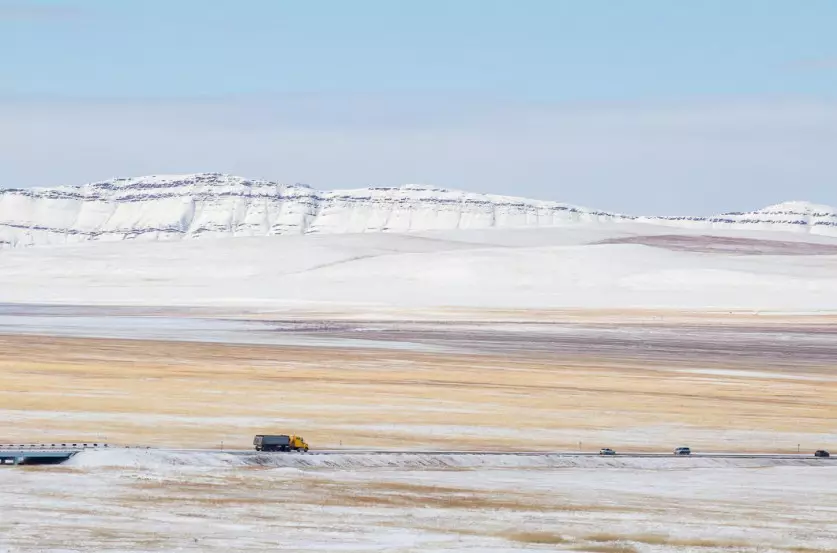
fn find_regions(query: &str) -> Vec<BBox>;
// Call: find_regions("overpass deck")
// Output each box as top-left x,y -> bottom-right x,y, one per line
0,443 -> 110,465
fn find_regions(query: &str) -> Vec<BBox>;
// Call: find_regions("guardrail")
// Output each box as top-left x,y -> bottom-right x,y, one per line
0,444 -> 155,450
0,443 -> 111,449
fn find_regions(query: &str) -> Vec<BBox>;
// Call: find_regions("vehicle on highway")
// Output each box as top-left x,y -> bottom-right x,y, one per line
673,447 -> 691,456
814,449 -> 830,458
253,434 -> 309,452
599,448 -> 616,455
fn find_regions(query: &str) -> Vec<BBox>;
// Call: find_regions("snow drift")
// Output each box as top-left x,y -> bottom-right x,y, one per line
65,448 -> 831,471
1,172 -> 836,247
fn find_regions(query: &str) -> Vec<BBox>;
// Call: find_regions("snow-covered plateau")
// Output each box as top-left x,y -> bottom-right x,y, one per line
1,172 -> 837,247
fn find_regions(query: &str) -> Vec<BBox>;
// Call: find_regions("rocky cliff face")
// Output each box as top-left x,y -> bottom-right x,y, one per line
1,173 -> 835,247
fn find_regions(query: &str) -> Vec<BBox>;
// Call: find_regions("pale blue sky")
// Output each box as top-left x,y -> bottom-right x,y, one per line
2,0 -> 836,214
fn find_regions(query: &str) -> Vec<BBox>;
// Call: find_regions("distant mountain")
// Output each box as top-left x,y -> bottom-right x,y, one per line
1,173 -> 835,247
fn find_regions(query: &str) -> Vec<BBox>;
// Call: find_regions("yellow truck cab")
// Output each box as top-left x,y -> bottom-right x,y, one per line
289,435 -> 309,452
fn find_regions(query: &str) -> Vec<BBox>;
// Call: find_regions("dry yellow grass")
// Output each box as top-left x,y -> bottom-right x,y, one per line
585,533 -> 752,548
572,546 -> 639,553
494,531 -> 568,545
122,476 -> 640,516
0,318 -> 834,450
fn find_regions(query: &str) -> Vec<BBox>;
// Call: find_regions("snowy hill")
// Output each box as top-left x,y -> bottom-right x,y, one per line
1,173 -> 836,248
2,226 -> 837,310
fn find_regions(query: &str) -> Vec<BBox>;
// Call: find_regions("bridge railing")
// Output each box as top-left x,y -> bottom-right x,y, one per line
0,443 -> 155,450
0,443 -> 111,449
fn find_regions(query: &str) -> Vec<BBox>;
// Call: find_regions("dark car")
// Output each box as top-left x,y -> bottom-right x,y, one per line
599,448 -> 616,456
674,447 -> 691,456
815,450 -> 830,458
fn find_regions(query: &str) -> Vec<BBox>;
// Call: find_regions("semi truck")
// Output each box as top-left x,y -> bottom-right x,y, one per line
253,434 -> 309,452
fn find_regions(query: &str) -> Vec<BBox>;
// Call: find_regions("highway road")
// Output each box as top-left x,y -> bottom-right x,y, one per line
1,444 -> 834,465
196,449 -> 837,459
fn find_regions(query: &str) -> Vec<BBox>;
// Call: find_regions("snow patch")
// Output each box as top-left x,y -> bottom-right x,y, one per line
65,449 -> 833,471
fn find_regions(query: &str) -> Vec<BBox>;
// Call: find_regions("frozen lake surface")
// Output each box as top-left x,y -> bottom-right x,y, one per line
0,304 -> 445,352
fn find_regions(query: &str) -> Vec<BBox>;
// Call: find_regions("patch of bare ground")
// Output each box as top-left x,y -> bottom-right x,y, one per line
376,524 -> 643,551
588,539 -> 831,553
9,529 -> 169,551
137,485 -> 559,513
594,234 -> 837,255
585,533 -> 758,549
377,522 -> 573,547
501,531 -> 568,544
336,481 -> 640,513
318,489 -> 603,512
123,476 -> 643,518
572,546 -> 639,553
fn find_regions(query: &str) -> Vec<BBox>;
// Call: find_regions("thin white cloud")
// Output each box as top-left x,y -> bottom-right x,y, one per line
783,57 -> 837,71
1,96 -> 835,215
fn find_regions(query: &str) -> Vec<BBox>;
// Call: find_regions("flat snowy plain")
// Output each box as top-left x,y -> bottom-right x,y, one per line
2,223 -> 837,552
2,450 -> 837,552
2,222 -> 837,310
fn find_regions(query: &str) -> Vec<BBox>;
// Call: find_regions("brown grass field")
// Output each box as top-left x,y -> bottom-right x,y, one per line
1,310 -> 835,451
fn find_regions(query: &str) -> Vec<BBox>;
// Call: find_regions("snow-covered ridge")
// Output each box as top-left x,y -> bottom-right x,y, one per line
1,173 -> 835,247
